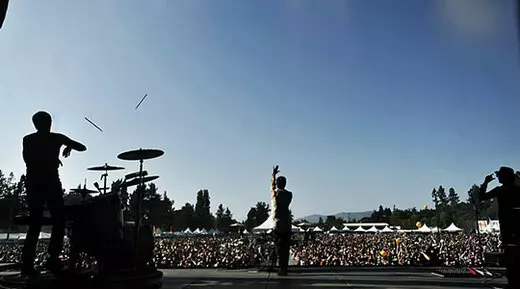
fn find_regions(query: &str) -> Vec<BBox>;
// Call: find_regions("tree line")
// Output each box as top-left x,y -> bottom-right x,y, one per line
0,169 -> 499,233
299,185 -> 498,232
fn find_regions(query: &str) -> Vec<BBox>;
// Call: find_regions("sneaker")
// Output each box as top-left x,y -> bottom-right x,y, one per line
277,268 -> 287,276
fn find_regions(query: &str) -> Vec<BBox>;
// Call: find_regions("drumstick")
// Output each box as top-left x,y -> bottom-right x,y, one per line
85,117 -> 103,132
135,93 -> 148,110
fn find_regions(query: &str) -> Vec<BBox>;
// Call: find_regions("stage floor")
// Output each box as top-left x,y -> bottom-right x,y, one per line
0,267 -> 508,289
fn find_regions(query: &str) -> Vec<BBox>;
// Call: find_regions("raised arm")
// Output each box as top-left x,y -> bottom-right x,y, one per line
271,165 -> 279,200
479,174 -> 499,201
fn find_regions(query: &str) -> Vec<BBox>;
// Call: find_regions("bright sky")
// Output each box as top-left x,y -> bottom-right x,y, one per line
1,0 -> 519,220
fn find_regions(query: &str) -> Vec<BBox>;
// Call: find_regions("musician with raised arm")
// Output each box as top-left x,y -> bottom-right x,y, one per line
270,165 -> 293,276
479,166 -> 520,289
21,111 -> 87,278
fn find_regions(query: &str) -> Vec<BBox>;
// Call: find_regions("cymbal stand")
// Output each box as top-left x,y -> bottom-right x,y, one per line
100,170 -> 109,194
134,157 -> 144,270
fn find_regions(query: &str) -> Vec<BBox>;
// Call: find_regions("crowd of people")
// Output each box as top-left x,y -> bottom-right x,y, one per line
0,232 -> 501,269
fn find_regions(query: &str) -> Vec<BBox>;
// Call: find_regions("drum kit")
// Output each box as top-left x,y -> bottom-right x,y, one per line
64,148 -> 164,279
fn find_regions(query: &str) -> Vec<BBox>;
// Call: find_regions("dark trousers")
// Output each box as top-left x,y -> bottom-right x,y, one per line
504,246 -> 520,289
22,180 -> 65,271
274,231 -> 291,271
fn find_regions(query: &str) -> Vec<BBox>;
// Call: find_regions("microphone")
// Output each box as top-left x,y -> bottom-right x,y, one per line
93,182 -> 102,194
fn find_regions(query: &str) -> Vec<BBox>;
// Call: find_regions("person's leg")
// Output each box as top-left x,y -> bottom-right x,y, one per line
280,232 -> 290,273
21,190 -> 44,276
46,183 -> 65,273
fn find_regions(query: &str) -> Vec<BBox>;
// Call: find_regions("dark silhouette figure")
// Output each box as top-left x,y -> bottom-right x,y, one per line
270,165 -> 292,276
0,0 -> 8,30
479,166 -> 520,288
21,111 -> 86,277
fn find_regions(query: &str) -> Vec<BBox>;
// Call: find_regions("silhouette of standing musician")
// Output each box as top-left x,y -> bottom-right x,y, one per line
21,111 -> 86,277
479,166 -> 520,289
270,165 -> 292,276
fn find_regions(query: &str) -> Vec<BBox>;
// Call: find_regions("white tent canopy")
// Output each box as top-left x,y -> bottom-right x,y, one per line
253,217 -> 301,232
184,228 -> 192,234
367,226 -> 379,233
312,226 -> 323,232
354,226 -> 366,232
417,224 -> 431,233
380,226 -> 393,233
329,226 -> 339,232
342,226 -> 351,231
444,223 -> 462,232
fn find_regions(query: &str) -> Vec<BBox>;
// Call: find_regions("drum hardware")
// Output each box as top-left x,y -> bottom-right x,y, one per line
125,170 -> 148,180
124,176 -> 159,187
88,163 -> 125,194
117,148 -> 164,271
69,188 -> 98,200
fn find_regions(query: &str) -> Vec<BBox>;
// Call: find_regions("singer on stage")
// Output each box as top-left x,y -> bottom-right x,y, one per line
21,111 -> 87,278
479,166 -> 520,289
270,165 -> 293,276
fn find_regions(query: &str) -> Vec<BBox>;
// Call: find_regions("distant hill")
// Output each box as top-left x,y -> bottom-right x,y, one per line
297,211 -> 373,223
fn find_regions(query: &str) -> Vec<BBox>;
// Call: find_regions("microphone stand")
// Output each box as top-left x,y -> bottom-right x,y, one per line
471,194 -> 498,284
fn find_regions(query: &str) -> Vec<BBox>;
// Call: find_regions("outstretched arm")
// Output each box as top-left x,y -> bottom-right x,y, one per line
270,165 -> 279,200
479,174 -> 499,201
60,134 -> 87,158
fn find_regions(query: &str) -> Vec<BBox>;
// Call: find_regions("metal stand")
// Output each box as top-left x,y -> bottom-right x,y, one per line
134,157 -> 144,270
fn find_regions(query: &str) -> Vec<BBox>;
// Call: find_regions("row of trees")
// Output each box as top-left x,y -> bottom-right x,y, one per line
301,185 -> 497,232
0,170 -> 241,232
0,169 -> 500,233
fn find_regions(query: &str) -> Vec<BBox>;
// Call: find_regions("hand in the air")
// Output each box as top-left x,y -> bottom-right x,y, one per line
63,146 -> 72,158
484,174 -> 495,184
273,165 -> 280,176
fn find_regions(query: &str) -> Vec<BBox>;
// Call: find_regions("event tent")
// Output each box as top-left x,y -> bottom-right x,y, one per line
417,224 -> 431,233
354,226 -> 366,233
252,217 -> 301,232
443,223 -> 462,232
329,226 -> 339,233
380,226 -> 394,233
367,226 -> 379,233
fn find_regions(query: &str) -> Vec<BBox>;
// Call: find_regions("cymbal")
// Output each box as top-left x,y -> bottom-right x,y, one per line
69,188 -> 98,195
124,176 -> 159,187
88,163 -> 125,171
117,149 -> 164,161
125,170 -> 148,180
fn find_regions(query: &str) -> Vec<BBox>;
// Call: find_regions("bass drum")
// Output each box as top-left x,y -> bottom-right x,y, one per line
102,222 -> 154,272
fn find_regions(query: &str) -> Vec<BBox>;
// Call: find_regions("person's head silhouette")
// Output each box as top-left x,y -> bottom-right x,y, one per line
496,166 -> 515,186
32,111 -> 52,133
276,176 -> 287,190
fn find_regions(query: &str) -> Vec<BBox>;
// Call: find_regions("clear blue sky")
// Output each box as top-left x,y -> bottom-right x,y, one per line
1,0 -> 519,221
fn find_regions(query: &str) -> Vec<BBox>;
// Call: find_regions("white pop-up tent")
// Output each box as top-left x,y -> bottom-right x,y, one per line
354,226 -> 366,233
443,223 -> 463,232
380,226 -> 394,233
253,217 -> 301,232
417,224 -> 431,233
312,226 -> 323,232
367,226 -> 379,233
329,226 -> 339,233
